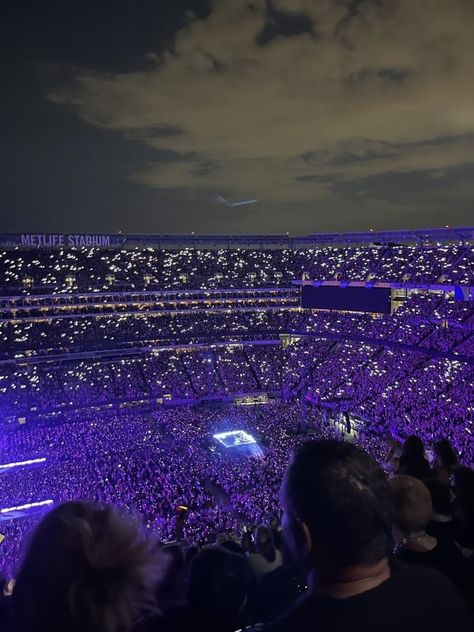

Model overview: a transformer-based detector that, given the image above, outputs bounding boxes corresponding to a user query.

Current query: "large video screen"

[301,285,391,314]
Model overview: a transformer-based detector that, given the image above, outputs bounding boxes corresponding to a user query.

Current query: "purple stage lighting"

[0,458,47,472]
[0,499,54,515]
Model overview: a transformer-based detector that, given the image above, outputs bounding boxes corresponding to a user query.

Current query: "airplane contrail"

[216,195,258,207]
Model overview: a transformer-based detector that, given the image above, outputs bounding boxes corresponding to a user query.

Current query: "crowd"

[1,294,472,360]
[0,241,473,629]
[1,401,471,576]
[0,242,473,294]
[0,403,389,576]
[1,433,473,632]
[0,309,300,357]
[0,294,472,463]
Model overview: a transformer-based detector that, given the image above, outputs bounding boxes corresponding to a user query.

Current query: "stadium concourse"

[0,229,473,619]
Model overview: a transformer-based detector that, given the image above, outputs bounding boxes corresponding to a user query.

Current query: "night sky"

[2,0,474,235]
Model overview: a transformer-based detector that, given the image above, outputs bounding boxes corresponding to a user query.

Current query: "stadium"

[0,227,473,583]
[4,0,474,624]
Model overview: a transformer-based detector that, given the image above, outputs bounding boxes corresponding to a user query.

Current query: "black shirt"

[426,518,458,543]
[247,561,472,632]
[395,538,466,589]
[255,563,307,621]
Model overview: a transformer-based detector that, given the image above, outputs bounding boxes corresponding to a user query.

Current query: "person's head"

[255,525,276,562]
[281,440,392,575]
[240,529,255,554]
[433,439,458,471]
[269,516,280,530]
[401,435,426,462]
[216,531,229,546]
[220,539,245,556]
[226,528,239,544]
[388,475,432,539]
[187,546,253,628]
[156,542,187,603]
[12,501,161,632]
[184,544,199,568]
[425,479,453,517]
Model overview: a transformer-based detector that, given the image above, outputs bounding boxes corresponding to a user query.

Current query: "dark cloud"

[256,1,315,46]
[2,0,474,233]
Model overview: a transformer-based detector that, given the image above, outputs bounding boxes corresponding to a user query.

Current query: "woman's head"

[255,525,276,562]
[433,439,458,471]
[401,436,426,461]
[187,546,253,628]
[12,501,161,632]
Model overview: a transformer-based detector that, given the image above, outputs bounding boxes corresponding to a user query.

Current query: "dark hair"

[398,436,431,480]
[434,439,458,471]
[284,440,392,567]
[425,479,453,516]
[156,542,187,608]
[12,501,161,632]
[453,467,474,507]
[187,546,253,628]
[401,435,425,460]
[221,540,245,556]
[184,544,200,568]
[159,542,186,578]
[255,525,276,563]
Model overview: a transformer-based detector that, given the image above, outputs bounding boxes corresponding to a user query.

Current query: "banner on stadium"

[19,233,113,247]
[1,227,473,250]
[0,233,123,248]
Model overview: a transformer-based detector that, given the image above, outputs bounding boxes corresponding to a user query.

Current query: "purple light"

[0,500,54,515]
[0,457,47,472]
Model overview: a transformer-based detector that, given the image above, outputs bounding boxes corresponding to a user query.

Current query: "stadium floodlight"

[0,457,46,472]
[213,430,257,448]
[0,499,54,515]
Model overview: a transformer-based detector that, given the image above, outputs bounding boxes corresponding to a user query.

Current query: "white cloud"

[50,0,474,205]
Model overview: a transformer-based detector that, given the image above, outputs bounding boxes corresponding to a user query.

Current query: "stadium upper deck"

[0,229,473,295]
[0,231,472,466]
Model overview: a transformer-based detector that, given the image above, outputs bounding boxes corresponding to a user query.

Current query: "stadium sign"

[19,233,111,247]
[0,226,472,249]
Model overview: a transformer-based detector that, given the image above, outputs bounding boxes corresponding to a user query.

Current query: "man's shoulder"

[241,562,473,632]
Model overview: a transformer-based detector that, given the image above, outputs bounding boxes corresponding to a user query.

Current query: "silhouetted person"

[397,435,431,480]
[425,478,457,543]
[186,546,253,632]
[155,542,187,611]
[255,561,307,622]
[250,440,472,632]
[248,525,283,579]
[452,467,474,550]
[269,515,283,550]
[390,475,467,596]
[433,439,459,483]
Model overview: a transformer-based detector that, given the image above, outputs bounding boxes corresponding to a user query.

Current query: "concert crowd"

[0,241,473,630]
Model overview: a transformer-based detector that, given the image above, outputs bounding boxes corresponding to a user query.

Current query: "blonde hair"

[389,475,432,535]
[13,501,163,632]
